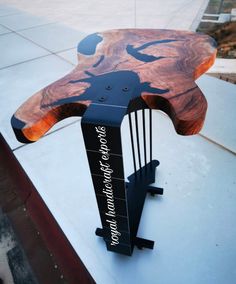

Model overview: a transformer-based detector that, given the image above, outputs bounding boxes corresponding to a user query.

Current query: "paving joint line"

[0,21,59,33]
[0,31,11,36]
[14,28,77,66]
[198,133,236,156]
[54,49,77,66]
[165,0,195,29]
[190,0,209,31]
[0,12,21,18]
[0,22,77,67]
[0,38,76,71]
[12,118,81,152]
[156,111,236,156]
[0,53,53,71]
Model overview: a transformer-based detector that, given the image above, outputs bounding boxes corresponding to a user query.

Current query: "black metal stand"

[95,159,163,253]
[80,73,163,256]
[127,160,163,250]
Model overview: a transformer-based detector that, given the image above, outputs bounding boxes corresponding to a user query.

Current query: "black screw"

[122,87,129,92]
[99,96,106,102]
[105,85,112,90]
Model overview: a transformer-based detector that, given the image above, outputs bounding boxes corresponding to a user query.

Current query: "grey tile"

[0,4,21,17]
[0,33,49,69]
[57,48,77,65]
[135,0,179,29]
[13,112,236,284]
[65,12,134,34]
[18,23,87,53]
[0,54,75,149]
[0,24,11,35]
[0,12,55,31]
[136,15,169,29]
[197,75,236,153]
[54,0,135,31]
[135,0,207,30]
[207,58,236,74]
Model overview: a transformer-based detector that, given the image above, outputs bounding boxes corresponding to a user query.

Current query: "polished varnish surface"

[11,29,216,143]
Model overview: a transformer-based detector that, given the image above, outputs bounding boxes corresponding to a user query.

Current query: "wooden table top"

[11,29,216,143]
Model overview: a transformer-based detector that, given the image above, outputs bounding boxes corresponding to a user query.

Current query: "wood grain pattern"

[11,29,216,143]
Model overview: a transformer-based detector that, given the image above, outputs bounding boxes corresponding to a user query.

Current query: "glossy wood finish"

[12,29,216,143]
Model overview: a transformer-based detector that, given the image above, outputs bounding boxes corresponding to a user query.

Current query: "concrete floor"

[0,0,209,31]
[0,1,236,284]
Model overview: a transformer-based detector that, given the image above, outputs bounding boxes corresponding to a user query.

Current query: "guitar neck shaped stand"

[11,29,216,256]
[81,72,163,255]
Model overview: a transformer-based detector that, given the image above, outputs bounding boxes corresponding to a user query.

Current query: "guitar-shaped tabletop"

[11,29,216,143]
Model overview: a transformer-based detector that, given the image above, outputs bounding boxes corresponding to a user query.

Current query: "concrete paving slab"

[59,0,135,18]
[0,4,21,17]
[13,112,236,284]
[63,9,135,33]
[0,33,49,69]
[197,75,236,153]
[0,1,135,31]
[136,0,209,30]
[0,54,75,150]
[0,23,10,34]
[0,11,55,31]
[18,23,87,53]
[165,0,209,30]
[135,1,177,28]
[0,0,208,32]
[207,58,236,74]
[136,14,170,29]
[57,48,77,66]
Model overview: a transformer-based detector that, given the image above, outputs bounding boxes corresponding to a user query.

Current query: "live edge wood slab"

[11,29,216,143]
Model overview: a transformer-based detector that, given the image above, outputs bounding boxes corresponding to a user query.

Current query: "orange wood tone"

[12,29,216,143]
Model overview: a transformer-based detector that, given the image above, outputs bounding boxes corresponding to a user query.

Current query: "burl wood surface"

[12,29,216,143]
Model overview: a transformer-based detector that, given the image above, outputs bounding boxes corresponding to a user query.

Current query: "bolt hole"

[99,96,106,102]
